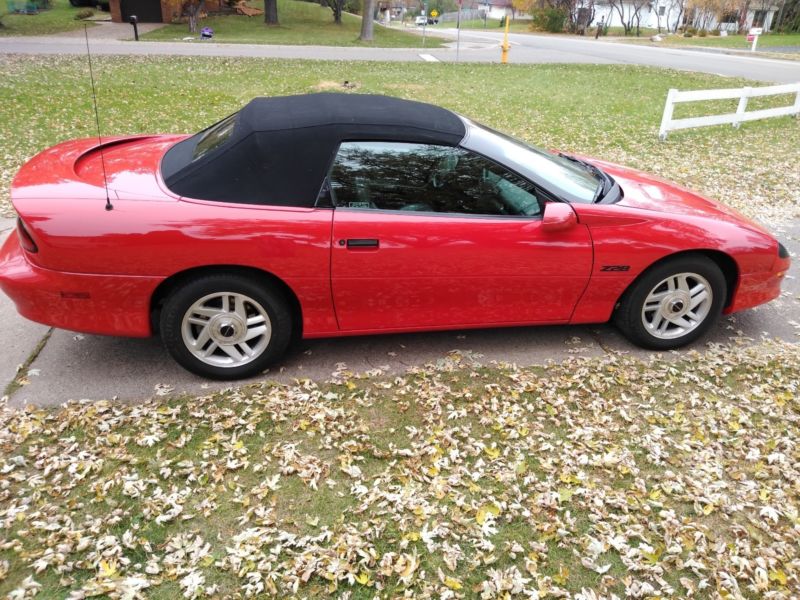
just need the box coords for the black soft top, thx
[162,93,466,207]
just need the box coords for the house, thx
[478,0,514,20]
[592,0,780,32]
[108,0,225,24]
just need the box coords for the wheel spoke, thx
[644,298,665,310]
[219,343,244,362]
[670,316,692,330]
[676,274,690,293]
[193,306,223,319]
[234,296,248,321]
[649,311,664,332]
[689,282,706,297]
[201,341,218,358]
[224,294,236,313]
[689,289,708,309]
[237,342,254,357]
[244,324,268,342]
[193,324,212,349]
[657,317,671,335]
[644,290,669,306]
[247,314,266,326]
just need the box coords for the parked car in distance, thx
[415,15,438,25]
[0,94,790,379]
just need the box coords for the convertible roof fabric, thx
[162,93,467,207]
[238,94,465,140]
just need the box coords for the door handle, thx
[344,238,379,248]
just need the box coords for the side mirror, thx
[542,202,578,232]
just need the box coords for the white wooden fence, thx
[658,82,800,140]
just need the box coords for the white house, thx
[593,0,779,32]
[476,0,527,20]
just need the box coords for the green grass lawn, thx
[0,0,96,36]
[1,54,798,224]
[1,341,799,598]
[143,0,443,47]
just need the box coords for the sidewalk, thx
[54,20,165,40]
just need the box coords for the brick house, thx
[109,0,224,23]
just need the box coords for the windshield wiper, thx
[558,153,613,203]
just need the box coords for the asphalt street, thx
[1,28,799,83]
[1,217,797,407]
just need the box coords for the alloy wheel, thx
[181,291,272,368]
[640,272,713,340]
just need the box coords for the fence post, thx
[659,89,677,141]
[733,86,751,129]
[794,85,800,119]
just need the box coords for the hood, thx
[11,134,188,204]
[585,157,771,236]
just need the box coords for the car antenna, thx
[84,25,113,211]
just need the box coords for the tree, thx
[776,0,800,31]
[737,0,750,31]
[686,0,741,31]
[323,0,346,23]
[572,0,595,33]
[359,0,376,39]
[606,0,650,34]
[663,0,686,32]
[511,0,530,16]
[264,0,278,25]
[183,0,206,33]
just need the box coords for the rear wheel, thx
[614,255,726,350]
[160,274,292,380]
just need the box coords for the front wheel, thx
[614,255,726,350]
[160,274,292,380]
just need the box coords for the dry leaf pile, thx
[1,340,799,598]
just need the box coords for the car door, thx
[328,141,593,332]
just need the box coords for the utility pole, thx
[456,0,462,61]
[422,1,428,47]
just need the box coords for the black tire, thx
[160,274,292,380]
[614,254,726,350]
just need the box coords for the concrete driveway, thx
[1,216,797,408]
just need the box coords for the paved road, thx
[1,29,798,83]
[434,28,800,83]
[1,217,797,408]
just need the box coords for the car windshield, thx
[460,118,602,204]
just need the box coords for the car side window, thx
[329,141,542,217]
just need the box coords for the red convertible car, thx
[0,94,790,379]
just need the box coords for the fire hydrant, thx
[501,15,510,63]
